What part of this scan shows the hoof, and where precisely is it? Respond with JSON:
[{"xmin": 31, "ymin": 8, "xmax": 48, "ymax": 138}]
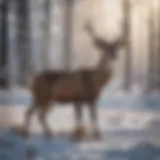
[
  {"xmin": 21, "ymin": 130, "xmax": 29, "ymax": 138},
  {"xmin": 72, "ymin": 126, "xmax": 88, "ymax": 141},
  {"xmin": 44, "ymin": 131, "xmax": 54, "ymax": 139},
  {"xmin": 14, "ymin": 125, "xmax": 29, "ymax": 138}
]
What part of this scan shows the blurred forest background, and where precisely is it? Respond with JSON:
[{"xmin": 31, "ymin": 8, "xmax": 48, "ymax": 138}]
[
  {"xmin": 1, "ymin": 0, "xmax": 160, "ymax": 94},
  {"xmin": 1, "ymin": 2, "xmax": 160, "ymax": 159}
]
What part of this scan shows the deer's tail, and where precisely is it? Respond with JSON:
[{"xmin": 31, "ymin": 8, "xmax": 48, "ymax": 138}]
[{"xmin": 28, "ymin": 75, "xmax": 36, "ymax": 92}]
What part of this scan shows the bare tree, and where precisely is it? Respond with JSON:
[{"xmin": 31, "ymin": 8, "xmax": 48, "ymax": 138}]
[
  {"xmin": 63, "ymin": 0, "xmax": 74, "ymax": 70},
  {"xmin": 123, "ymin": 0, "xmax": 132, "ymax": 91},
  {"xmin": 43, "ymin": 0, "xmax": 52, "ymax": 69},
  {"xmin": 147, "ymin": 6, "xmax": 155, "ymax": 91},
  {"xmin": 16, "ymin": 0, "xmax": 31, "ymax": 86},
  {"xmin": 0, "ymin": 0, "xmax": 9, "ymax": 88},
  {"xmin": 158, "ymin": 2, "xmax": 160, "ymax": 89}
]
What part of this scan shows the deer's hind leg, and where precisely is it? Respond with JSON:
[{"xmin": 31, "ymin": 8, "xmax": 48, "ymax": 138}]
[
  {"xmin": 38, "ymin": 103, "xmax": 53, "ymax": 138},
  {"xmin": 20, "ymin": 102, "xmax": 38, "ymax": 137}
]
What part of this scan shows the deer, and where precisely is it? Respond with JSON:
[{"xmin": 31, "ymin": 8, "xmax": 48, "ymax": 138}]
[{"xmin": 20, "ymin": 22, "xmax": 123, "ymax": 140}]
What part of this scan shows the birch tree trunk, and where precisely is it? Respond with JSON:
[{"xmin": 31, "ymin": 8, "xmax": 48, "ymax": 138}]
[
  {"xmin": 147, "ymin": 6, "xmax": 155, "ymax": 91},
  {"xmin": 123, "ymin": 0, "xmax": 132, "ymax": 91},
  {"xmin": 63, "ymin": 0, "xmax": 74, "ymax": 70},
  {"xmin": 158, "ymin": 2, "xmax": 160, "ymax": 89}
]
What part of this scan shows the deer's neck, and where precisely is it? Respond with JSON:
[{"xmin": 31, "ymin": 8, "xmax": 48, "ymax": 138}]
[{"xmin": 91, "ymin": 68, "xmax": 112, "ymax": 92}]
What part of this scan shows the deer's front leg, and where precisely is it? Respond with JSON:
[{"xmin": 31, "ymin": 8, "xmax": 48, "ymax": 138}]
[
  {"xmin": 89, "ymin": 102, "xmax": 101, "ymax": 139},
  {"xmin": 72, "ymin": 104, "xmax": 87, "ymax": 140}
]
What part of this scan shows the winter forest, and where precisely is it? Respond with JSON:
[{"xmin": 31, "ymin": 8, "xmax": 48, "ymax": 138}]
[
  {"xmin": 1, "ymin": 0, "xmax": 160, "ymax": 96},
  {"xmin": 1, "ymin": 1, "xmax": 160, "ymax": 159}
]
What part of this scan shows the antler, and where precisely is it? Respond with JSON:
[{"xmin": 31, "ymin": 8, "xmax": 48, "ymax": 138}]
[
  {"xmin": 84, "ymin": 22, "xmax": 113, "ymax": 68},
  {"xmin": 84, "ymin": 22, "xmax": 108, "ymax": 50}
]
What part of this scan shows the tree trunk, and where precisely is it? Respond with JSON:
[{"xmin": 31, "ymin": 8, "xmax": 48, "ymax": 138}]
[
  {"xmin": 158, "ymin": 2, "xmax": 160, "ymax": 89},
  {"xmin": 16, "ymin": 0, "xmax": 31, "ymax": 86},
  {"xmin": 63, "ymin": 0, "xmax": 74, "ymax": 70},
  {"xmin": 147, "ymin": 6, "xmax": 155, "ymax": 91},
  {"xmin": 123, "ymin": 0, "xmax": 132, "ymax": 91},
  {"xmin": 0, "ymin": 0, "xmax": 9, "ymax": 88},
  {"xmin": 43, "ymin": 0, "xmax": 52, "ymax": 70}
]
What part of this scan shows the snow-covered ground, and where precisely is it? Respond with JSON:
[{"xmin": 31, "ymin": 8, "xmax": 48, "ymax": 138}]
[
  {"xmin": 0, "ymin": 106, "xmax": 160, "ymax": 160},
  {"xmin": 1, "ymin": 89, "xmax": 160, "ymax": 160},
  {"xmin": 0, "ymin": 105, "xmax": 160, "ymax": 160},
  {"xmin": 0, "ymin": 105, "xmax": 160, "ymax": 135}
]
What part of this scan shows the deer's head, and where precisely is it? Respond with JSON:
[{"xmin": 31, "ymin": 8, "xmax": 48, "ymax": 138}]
[
  {"xmin": 84, "ymin": 22, "xmax": 124, "ymax": 88},
  {"xmin": 84, "ymin": 22, "xmax": 123, "ymax": 61}
]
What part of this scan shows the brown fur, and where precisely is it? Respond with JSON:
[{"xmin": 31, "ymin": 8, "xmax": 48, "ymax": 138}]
[{"xmin": 31, "ymin": 69, "xmax": 112, "ymax": 105}]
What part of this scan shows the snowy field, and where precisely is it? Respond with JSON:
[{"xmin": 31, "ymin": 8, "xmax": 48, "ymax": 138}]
[
  {"xmin": 0, "ymin": 88, "xmax": 160, "ymax": 160},
  {"xmin": 0, "ymin": 105, "xmax": 160, "ymax": 160},
  {"xmin": 0, "ymin": 105, "xmax": 160, "ymax": 134}
]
